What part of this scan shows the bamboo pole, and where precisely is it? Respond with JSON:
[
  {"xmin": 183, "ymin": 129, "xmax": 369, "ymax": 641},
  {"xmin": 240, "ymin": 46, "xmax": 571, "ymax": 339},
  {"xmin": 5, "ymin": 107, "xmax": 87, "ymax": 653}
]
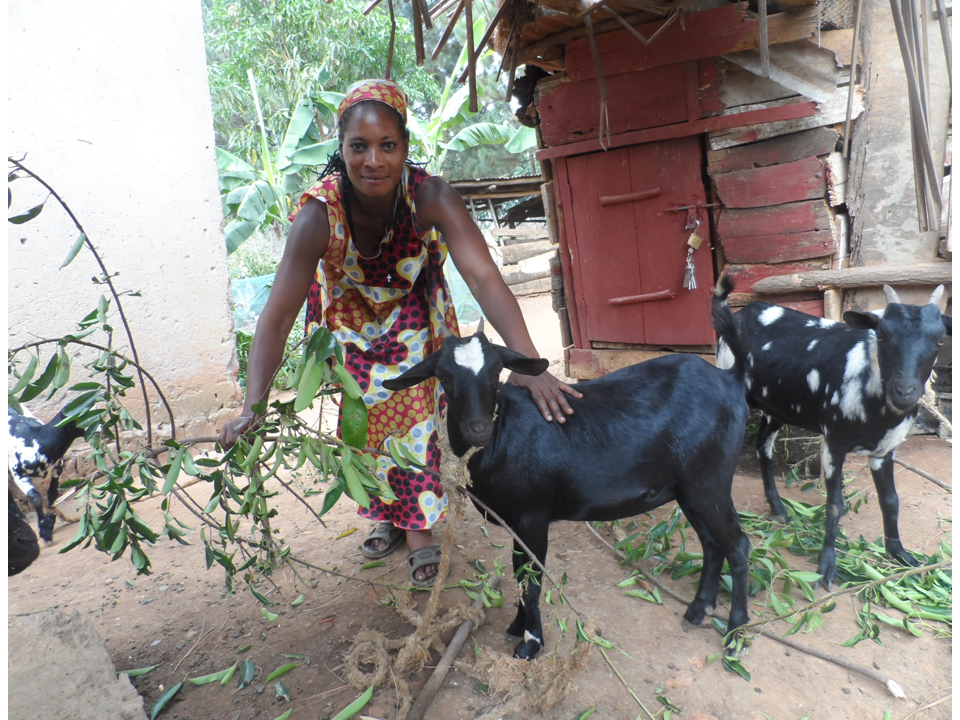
[
  {"xmin": 457, "ymin": 0, "xmax": 514, "ymax": 83},
  {"xmin": 385, "ymin": 0, "xmax": 396, "ymax": 79},
  {"xmin": 412, "ymin": 0, "xmax": 426, "ymax": 65},
  {"xmin": 465, "ymin": 0, "xmax": 478, "ymax": 112},
  {"xmin": 749, "ymin": 262, "xmax": 952, "ymax": 294},
  {"xmin": 431, "ymin": 0, "xmax": 464, "ymax": 60}
]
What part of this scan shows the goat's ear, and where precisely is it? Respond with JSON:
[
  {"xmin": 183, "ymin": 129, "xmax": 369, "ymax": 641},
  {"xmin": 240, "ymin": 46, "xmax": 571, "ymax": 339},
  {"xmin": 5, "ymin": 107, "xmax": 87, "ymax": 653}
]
[
  {"xmin": 494, "ymin": 346, "xmax": 550, "ymax": 376},
  {"xmin": 942, "ymin": 314, "xmax": 952, "ymax": 336},
  {"xmin": 843, "ymin": 310, "xmax": 880, "ymax": 330},
  {"xmin": 382, "ymin": 351, "xmax": 441, "ymax": 391}
]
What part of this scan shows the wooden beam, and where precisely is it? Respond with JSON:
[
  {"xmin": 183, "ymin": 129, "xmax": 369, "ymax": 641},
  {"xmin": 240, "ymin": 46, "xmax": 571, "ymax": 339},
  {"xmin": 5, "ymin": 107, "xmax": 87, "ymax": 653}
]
[
  {"xmin": 536, "ymin": 101, "xmax": 816, "ymax": 160},
  {"xmin": 713, "ymin": 156, "xmax": 826, "ymax": 208},
  {"xmin": 707, "ymin": 127, "xmax": 839, "ymax": 175},
  {"xmin": 565, "ymin": 347, "xmax": 717, "ymax": 379},
  {"xmin": 722, "ymin": 231, "xmax": 836, "ymax": 264},
  {"xmin": 562, "ymin": 5, "xmax": 818, "ymax": 82},
  {"xmin": 750, "ymin": 263, "xmax": 953, "ymax": 293}
]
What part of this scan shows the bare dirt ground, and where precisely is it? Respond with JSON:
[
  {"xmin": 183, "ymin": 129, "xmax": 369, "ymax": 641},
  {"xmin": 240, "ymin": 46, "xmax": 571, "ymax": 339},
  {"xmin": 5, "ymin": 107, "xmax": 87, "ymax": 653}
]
[{"xmin": 8, "ymin": 293, "xmax": 953, "ymax": 720}]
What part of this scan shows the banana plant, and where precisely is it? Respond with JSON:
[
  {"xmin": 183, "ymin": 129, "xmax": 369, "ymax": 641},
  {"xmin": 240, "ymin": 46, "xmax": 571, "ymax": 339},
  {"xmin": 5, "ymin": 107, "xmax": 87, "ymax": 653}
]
[{"xmin": 406, "ymin": 16, "xmax": 536, "ymax": 172}]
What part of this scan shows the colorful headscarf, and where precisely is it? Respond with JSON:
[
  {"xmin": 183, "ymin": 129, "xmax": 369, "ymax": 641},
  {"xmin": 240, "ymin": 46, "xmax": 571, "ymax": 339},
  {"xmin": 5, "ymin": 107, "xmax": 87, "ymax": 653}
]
[{"xmin": 338, "ymin": 79, "xmax": 408, "ymax": 121}]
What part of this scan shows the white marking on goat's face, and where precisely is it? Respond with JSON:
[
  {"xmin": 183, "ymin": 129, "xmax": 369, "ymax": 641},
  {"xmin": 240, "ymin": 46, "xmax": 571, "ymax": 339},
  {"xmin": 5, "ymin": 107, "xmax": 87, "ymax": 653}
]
[
  {"xmin": 716, "ymin": 339, "xmax": 735, "ymax": 370},
  {"xmin": 840, "ymin": 341, "xmax": 868, "ymax": 422},
  {"xmin": 807, "ymin": 369, "xmax": 820, "ymax": 394},
  {"xmin": 762, "ymin": 342, "xmax": 773, "ymax": 351},
  {"xmin": 454, "ymin": 337, "xmax": 486, "ymax": 375},
  {"xmin": 759, "ymin": 306, "xmax": 785, "ymax": 326},
  {"xmin": 871, "ymin": 417, "xmax": 913, "ymax": 458},
  {"xmin": 822, "ymin": 443, "xmax": 835, "ymax": 478},
  {"xmin": 807, "ymin": 339, "xmax": 819, "ymax": 351},
  {"xmin": 523, "ymin": 630, "xmax": 542, "ymax": 646}
]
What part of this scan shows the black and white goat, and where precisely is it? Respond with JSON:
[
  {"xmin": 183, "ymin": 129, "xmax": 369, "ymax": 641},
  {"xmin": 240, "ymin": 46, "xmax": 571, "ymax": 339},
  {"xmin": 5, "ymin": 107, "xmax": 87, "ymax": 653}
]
[
  {"xmin": 713, "ymin": 277, "xmax": 950, "ymax": 588},
  {"xmin": 8, "ymin": 406, "xmax": 85, "ymax": 543},
  {"xmin": 383, "ymin": 323, "xmax": 752, "ymax": 660}
]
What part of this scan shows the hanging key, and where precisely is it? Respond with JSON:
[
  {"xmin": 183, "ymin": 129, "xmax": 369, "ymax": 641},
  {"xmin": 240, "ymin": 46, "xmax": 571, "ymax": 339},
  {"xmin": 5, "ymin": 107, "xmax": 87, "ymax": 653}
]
[
  {"xmin": 682, "ymin": 216, "xmax": 702, "ymax": 291},
  {"xmin": 683, "ymin": 247, "xmax": 697, "ymax": 290}
]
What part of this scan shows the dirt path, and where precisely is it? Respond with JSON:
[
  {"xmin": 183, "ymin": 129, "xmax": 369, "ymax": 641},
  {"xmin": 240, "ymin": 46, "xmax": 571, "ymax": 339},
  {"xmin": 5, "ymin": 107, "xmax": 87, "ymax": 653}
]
[{"xmin": 8, "ymin": 293, "xmax": 953, "ymax": 720}]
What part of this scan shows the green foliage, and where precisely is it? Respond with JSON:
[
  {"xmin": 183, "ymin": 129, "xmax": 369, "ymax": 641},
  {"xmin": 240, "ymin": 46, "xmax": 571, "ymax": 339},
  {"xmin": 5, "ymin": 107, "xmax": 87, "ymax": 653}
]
[{"xmin": 610, "ymin": 489, "xmax": 952, "ymax": 679}]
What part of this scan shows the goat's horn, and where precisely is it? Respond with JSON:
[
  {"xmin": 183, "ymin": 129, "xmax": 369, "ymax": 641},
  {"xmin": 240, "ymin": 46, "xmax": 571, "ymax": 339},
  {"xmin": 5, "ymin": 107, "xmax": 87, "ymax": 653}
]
[
  {"xmin": 928, "ymin": 284, "xmax": 945, "ymax": 308},
  {"xmin": 476, "ymin": 318, "xmax": 485, "ymax": 335},
  {"xmin": 882, "ymin": 285, "xmax": 901, "ymax": 305}
]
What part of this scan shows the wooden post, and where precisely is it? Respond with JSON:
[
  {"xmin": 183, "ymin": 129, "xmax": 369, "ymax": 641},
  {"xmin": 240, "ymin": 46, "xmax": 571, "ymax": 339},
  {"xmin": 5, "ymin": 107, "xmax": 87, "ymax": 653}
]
[
  {"xmin": 750, "ymin": 262, "xmax": 952, "ymax": 293},
  {"xmin": 486, "ymin": 198, "xmax": 500, "ymax": 228},
  {"xmin": 465, "ymin": 0, "xmax": 478, "ymax": 113},
  {"xmin": 542, "ymin": 181, "xmax": 559, "ymax": 245},
  {"xmin": 823, "ymin": 288, "xmax": 843, "ymax": 320}
]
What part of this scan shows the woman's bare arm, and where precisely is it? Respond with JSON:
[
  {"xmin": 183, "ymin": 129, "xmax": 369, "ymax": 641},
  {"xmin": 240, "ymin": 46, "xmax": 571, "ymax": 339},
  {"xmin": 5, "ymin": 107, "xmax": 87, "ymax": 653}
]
[
  {"xmin": 416, "ymin": 176, "xmax": 582, "ymax": 422},
  {"xmin": 219, "ymin": 197, "xmax": 331, "ymax": 447}
]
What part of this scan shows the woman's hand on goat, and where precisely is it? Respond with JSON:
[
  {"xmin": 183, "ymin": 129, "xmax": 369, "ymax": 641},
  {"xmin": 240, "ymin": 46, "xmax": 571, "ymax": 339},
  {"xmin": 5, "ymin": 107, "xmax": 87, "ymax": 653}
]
[
  {"xmin": 508, "ymin": 371, "xmax": 582, "ymax": 423},
  {"xmin": 218, "ymin": 414, "xmax": 254, "ymax": 450}
]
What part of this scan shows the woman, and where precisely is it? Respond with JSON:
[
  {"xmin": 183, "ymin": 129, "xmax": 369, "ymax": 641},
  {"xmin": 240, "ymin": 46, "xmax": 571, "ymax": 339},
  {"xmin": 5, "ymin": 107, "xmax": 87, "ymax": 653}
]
[{"xmin": 219, "ymin": 79, "xmax": 580, "ymax": 586}]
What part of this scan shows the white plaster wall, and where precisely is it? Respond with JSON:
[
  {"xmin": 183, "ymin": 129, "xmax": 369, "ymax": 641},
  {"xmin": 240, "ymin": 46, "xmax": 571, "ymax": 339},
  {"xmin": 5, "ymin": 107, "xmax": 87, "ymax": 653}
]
[{"xmin": 8, "ymin": 0, "xmax": 241, "ymax": 434}]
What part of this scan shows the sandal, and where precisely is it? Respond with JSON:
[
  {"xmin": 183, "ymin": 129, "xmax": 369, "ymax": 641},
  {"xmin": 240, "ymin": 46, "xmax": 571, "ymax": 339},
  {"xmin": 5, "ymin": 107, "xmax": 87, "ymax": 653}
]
[
  {"xmin": 361, "ymin": 522, "xmax": 405, "ymax": 559},
  {"xmin": 407, "ymin": 545, "xmax": 442, "ymax": 588}
]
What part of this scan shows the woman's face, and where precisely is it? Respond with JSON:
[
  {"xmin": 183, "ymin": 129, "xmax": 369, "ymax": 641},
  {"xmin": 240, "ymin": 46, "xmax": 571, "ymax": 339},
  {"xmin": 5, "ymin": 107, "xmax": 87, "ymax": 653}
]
[{"xmin": 340, "ymin": 102, "xmax": 409, "ymax": 200}]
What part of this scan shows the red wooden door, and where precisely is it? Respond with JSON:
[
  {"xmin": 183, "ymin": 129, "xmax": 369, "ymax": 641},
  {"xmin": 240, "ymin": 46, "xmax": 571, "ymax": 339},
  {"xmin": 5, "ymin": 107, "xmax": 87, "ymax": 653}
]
[{"xmin": 562, "ymin": 136, "xmax": 715, "ymax": 346}]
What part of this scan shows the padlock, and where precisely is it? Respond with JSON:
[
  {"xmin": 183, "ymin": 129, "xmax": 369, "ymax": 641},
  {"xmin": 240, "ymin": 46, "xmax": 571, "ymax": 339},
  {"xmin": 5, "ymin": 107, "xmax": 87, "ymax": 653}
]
[{"xmin": 687, "ymin": 231, "xmax": 705, "ymax": 250}]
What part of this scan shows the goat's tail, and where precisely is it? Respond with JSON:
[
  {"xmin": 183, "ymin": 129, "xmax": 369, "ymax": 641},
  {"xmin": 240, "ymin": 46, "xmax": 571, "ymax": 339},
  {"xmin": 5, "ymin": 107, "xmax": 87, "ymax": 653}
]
[{"xmin": 712, "ymin": 275, "xmax": 747, "ymax": 383}]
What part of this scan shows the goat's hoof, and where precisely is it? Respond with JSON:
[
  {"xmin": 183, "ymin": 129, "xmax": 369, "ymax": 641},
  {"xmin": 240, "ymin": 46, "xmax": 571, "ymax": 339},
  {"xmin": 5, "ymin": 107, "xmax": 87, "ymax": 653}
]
[
  {"xmin": 682, "ymin": 604, "xmax": 709, "ymax": 627},
  {"xmin": 681, "ymin": 617, "xmax": 709, "ymax": 632},
  {"xmin": 512, "ymin": 640, "xmax": 542, "ymax": 661},
  {"xmin": 769, "ymin": 512, "xmax": 787, "ymax": 524},
  {"xmin": 891, "ymin": 550, "xmax": 921, "ymax": 568}
]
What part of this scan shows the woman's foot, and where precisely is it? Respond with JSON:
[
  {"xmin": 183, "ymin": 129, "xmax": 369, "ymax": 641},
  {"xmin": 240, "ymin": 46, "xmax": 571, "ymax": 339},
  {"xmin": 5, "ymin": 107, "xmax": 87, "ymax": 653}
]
[
  {"xmin": 361, "ymin": 522, "xmax": 405, "ymax": 558},
  {"xmin": 406, "ymin": 529, "xmax": 438, "ymax": 583}
]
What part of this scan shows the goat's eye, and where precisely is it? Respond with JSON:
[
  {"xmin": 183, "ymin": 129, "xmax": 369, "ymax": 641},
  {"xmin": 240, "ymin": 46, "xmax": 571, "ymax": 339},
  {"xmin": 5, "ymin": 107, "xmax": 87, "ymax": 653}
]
[{"xmin": 938, "ymin": 339, "xmax": 945, "ymax": 346}]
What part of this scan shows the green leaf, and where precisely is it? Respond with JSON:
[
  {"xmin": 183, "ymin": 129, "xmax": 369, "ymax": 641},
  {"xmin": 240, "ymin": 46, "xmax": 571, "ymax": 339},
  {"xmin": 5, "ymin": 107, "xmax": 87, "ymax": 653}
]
[
  {"xmin": 221, "ymin": 663, "xmax": 238, "ymax": 684},
  {"xmin": 224, "ymin": 218, "xmax": 258, "ymax": 254},
  {"xmin": 261, "ymin": 607, "xmax": 279, "ymax": 622},
  {"xmin": 271, "ymin": 711, "xmax": 292, "ymax": 720},
  {"xmin": 442, "ymin": 122, "xmax": 516, "ymax": 152},
  {"xmin": 11, "ymin": 355, "xmax": 39, "ymax": 395},
  {"xmin": 119, "ymin": 665, "xmax": 158, "ymax": 678},
  {"xmin": 334, "ymin": 364, "xmax": 363, "ymax": 399},
  {"xmin": 343, "ymin": 463, "xmax": 371, "ymax": 508},
  {"xmin": 162, "ymin": 447, "xmax": 185, "ymax": 495},
  {"xmin": 276, "ymin": 99, "xmax": 319, "ymax": 169},
  {"xmin": 237, "ymin": 644, "xmax": 253, "ymax": 654},
  {"xmin": 265, "ymin": 663, "xmax": 296, "ymax": 683},
  {"xmin": 188, "ymin": 665, "xmax": 235, "ymax": 685},
  {"xmin": 360, "ymin": 561, "xmax": 386, "ymax": 570},
  {"xmin": 721, "ymin": 655, "xmax": 751, "ymax": 682},
  {"xmin": 505, "ymin": 125, "xmax": 538, "ymax": 154},
  {"xmin": 19, "ymin": 352, "xmax": 59, "ymax": 402},
  {"xmin": 275, "ymin": 680, "xmax": 292, "ymax": 702},
  {"xmin": 149, "ymin": 681, "xmax": 182, "ymax": 719},
  {"xmin": 331, "ymin": 685, "xmax": 374, "ymax": 720},
  {"xmin": 286, "ymin": 138, "xmax": 339, "ymax": 167},
  {"xmin": 291, "ymin": 594, "xmax": 305, "ymax": 607},
  {"xmin": 237, "ymin": 659, "xmax": 256, "ymax": 689},
  {"xmin": 9, "ymin": 201, "xmax": 45, "ymax": 224},
  {"xmin": 61, "ymin": 232, "xmax": 87, "ymax": 268},
  {"xmin": 294, "ymin": 355, "xmax": 322, "ymax": 412},
  {"xmin": 340, "ymin": 394, "xmax": 368, "ymax": 449}
]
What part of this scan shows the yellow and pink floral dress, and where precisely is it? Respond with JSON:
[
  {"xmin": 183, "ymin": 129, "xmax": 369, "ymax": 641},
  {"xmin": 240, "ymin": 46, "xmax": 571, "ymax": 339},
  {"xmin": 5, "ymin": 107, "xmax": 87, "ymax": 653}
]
[{"xmin": 292, "ymin": 165, "xmax": 458, "ymax": 530}]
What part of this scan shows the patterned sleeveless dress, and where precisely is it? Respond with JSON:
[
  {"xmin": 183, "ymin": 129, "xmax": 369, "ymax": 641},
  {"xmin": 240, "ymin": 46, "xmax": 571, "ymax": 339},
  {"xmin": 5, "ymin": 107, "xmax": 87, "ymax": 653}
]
[{"xmin": 292, "ymin": 164, "xmax": 458, "ymax": 530}]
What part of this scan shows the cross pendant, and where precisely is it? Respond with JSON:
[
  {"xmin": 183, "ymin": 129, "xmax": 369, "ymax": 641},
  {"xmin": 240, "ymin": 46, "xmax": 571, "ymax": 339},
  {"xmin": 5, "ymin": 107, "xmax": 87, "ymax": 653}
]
[{"xmin": 386, "ymin": 274, "xmax": 392, "ymax": 283}]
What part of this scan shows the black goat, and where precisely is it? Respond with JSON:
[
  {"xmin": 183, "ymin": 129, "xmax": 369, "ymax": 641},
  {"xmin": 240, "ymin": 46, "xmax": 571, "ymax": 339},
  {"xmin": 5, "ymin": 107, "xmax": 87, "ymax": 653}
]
[
  {"xmin": 9, "ymin": 491, "xmax": 40, "ymax": 576},
  {"xmin": 712, "ymin": 277, "xmax": 950, "ymax": 588},
  {"xmin": 383, "ymin": 326, "xmax": 752, "ymax": 660},
  {"xmin": 8, "ymin": 406, "xmax": 85, "ymax": 543}
]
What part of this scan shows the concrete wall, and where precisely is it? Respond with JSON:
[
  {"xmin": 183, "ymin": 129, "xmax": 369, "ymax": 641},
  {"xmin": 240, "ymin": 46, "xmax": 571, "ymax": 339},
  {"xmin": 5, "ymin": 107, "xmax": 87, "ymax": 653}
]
[
  {"xmin": 8, "ymin": 0, "xmax": 241, "ymax": 436},
  {"xmin": 846, "ymin": 0, "xmax": 951, "ymax": 311}
]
